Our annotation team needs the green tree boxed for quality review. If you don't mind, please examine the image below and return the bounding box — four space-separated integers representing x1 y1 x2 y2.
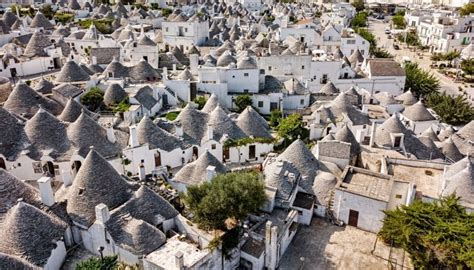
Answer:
352 0 365 12
396 31 421 47
461 58 474 77
269 109 282 128
404 63 440 98
426 92 474 125
372 47 393 58
392 14 406 29
459 3 474 16
183 171 266 257
379 195 474 269
351 12 368 29
277 113 309 145
81 87 104 111
194 96 207 110
357 28 392 58
234 94 253 113
75 255 118 270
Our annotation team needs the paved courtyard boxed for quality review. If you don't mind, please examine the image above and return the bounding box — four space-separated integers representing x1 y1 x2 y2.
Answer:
279 218 412 270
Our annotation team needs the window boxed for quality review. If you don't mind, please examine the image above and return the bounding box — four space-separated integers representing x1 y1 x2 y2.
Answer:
33 162 42 174
185 28 188 32
244 73 249 77
300 99 304 105
165 27 169 32
268 66 272 71
211 144 216 150
393 135 402 148
258 101 263 107
244 89 249 93
347 39 356 44
361 50 365 55
395 194 402 199
350 49 354 54
260 69 265 74
301 65 305 70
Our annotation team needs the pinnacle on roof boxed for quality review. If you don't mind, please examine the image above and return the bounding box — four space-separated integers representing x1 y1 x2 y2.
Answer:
24 30 52 57
174 150 226 185
104 83 127 106
30 12 53 29
236 106 272 139
129 59 160 81
177 67 194 81
216 51 237 67
137 117 183 152
421 127 439 142
208 105 246 140
402 101 435 121
58 98 89 122
4 81 62 118
66 149 133 226
201 94 226 114
0 202 67 266
395 90 418 106
25 108 70 155
55 60 91 83
175 103 209 144
441 137 464 162
236 56 257 69
334 125 360 155
438 126 456 141
34 78 54 95
319 81 339 95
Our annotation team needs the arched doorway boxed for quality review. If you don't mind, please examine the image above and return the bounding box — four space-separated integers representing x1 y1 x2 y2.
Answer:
0 157 5 170
71 160 82 177
192 146 198 159
43 161 55 177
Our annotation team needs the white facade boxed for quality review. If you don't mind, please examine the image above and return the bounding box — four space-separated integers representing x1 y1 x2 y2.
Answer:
162 20 209 49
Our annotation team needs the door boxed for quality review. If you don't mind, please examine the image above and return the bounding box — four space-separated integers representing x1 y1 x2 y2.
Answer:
71 160 82 177
192 147 198 159
190 83 197 101
43 161 55 177
154 152 161 167
0 157 5 170
162 94 168 106
270 102 278 111
10 68 16 78
53 57 61 69
223 147 229 161
348 210 359 227
249 145 256 160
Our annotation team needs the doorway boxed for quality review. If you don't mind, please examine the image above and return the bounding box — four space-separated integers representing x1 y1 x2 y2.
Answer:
43 161 55 177
223 147 229 162
0 157 5 170
155 152 161 167
348 209 359 227
53 57 61 69
192 146 198 159
249 145 256 160
10 68 17 78
71 160 82 177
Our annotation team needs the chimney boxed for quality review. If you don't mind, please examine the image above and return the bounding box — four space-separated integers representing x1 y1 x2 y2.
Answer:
92 56 97 65
264 221 272 269
37 176 55 207
269 225 278 269
309 123 316 140
162 67 168 79
175 122 183 137
207 124 213 141
189 54 199 74
106 124 116 143
369 121 376 148
129 126 139 148
138 162 146 180
175 251 184 270
172 63 177 72
61 170 73 187
314 110 321 124
206 165 216 181
95 203 110 224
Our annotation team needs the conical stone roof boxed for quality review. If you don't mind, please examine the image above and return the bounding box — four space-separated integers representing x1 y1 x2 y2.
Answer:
55 60 91 83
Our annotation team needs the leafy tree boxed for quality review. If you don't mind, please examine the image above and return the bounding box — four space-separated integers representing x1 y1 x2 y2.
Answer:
54 13 75 24
352 0 365 12
372 47 393 58
234 94 253 113
194 96 207 110
404 63 440 98
161 8 173 18
461 58 474 77
277 113 309 145
396 31 421 47
351 12 368 29
40 4 55 19
392 14 406 29
183 171 266 231
426 92 474 125
81 87 104 111
269 109 282 128
183 171 266 258
75 255 118 270
379 195 474 269
459 3 474 16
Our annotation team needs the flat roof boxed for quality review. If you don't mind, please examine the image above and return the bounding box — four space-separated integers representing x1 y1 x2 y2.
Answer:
337 167 394 202
292 191 315 210
388 162 444 199
145 235 209 269
241 237 265 258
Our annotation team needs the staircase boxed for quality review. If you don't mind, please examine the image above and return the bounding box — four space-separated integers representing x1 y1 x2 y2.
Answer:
326 190 343 226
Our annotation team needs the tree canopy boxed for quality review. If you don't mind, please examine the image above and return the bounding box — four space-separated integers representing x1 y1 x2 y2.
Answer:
427 92 474 125
351 12 368 29
183 171 266 231
392 14 406 29
194 96 207 110
461 58 474 76
357 28 392 58
404 63 440 98
81 87 104 111
379 195 474 269
352 0 365 12
75 255 118 270
234 94 253 113
277 113 309 145
459 3 474 16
